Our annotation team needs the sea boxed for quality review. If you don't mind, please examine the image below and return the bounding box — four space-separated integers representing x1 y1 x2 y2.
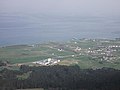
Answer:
0 13 120 46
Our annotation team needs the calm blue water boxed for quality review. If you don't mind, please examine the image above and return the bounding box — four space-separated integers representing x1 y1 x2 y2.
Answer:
0 13 120 46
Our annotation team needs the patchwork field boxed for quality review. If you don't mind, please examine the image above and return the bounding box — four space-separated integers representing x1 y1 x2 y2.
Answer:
0 39 120 69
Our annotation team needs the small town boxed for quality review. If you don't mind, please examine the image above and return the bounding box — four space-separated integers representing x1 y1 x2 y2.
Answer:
27 38 120 67
71 39 120 62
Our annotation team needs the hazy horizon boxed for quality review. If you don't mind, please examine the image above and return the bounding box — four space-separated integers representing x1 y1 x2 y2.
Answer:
0 0 120 46
0 0 120 16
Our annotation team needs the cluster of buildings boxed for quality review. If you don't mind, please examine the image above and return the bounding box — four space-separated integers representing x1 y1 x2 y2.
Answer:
32 58 60 65
71 40 120 62
30 39 120 64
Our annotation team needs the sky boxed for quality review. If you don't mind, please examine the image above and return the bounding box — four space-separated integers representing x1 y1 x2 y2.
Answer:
0 0 120 16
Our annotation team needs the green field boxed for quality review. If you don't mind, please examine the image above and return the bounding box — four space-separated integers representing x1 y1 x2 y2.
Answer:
0 45 53 64
0 39 120 69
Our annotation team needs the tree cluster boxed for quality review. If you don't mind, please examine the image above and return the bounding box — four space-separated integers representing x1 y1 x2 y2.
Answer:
0 65 120 90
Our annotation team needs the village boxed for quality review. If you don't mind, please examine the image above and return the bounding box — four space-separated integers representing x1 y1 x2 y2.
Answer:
30 38 120 66
68 38 120 63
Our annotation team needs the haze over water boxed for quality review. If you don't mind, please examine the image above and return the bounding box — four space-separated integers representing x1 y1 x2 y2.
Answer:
0 13 120 46
0 0 120 46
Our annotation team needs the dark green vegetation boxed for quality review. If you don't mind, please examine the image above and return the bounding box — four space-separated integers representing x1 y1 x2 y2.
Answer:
0 65 120 90
17 89 43 90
